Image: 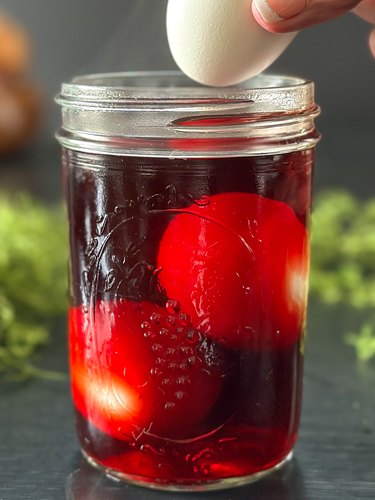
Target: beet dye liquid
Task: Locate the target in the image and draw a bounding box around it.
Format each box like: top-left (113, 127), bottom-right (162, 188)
top-left (64, 148), bottom-right (312, 487)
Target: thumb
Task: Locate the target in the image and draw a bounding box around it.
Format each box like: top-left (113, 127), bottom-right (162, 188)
top-left (354, 0), bottom-right (375, 57)
top-left (252, 0), bottom-right (362, 33)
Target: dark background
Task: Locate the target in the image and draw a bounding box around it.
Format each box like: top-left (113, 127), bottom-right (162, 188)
top-left (2, 0), bottom-right (374, 122)
top-left (1, 0), bottom-right (374, 198)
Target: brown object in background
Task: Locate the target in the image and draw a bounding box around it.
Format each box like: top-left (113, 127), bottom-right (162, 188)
top-left (0, 78), bottom-right (40, 155)
top-left (0, 12), bottom-right (40, 155)
top-left (0, 12), bottom-right (30, 76)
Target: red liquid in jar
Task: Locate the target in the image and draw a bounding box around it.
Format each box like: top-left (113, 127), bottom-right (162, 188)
top-left (64, 149), bottom-right (313, 486)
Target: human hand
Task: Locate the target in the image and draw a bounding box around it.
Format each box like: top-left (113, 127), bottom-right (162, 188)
top-left (252, 0), bottom-right (375, 56)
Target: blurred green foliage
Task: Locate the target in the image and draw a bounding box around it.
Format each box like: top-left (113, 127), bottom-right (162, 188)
top-left (0, 189), bottom-right (374, 381)
top-left (311, 191), bottom-right (375, 308)
top-left (0, 194), bottom-right (68, 379)
top-left (310, 190), bottom-right (375, 362)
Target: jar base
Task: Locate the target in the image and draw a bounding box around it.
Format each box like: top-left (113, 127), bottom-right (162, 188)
top-left (81, 448), bottom-right (294, 493)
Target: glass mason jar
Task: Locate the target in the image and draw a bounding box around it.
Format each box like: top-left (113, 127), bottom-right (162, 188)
top-left (56, 72), bottom-right (320, 492)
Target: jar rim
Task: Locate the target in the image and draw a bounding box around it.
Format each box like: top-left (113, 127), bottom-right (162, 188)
top-left (56, 71), bottom-right (320, 158)
top-left (56, 70), bottom-right (315, 112)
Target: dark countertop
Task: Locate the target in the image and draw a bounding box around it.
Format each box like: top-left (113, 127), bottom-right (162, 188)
top-left (1, 301), bottom-right (374, 500)
top-left (1, 131), bottom-right (374, 499)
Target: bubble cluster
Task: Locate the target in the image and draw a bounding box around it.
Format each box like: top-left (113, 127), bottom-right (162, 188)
top-left (138, 300), bottom-right (226, 416)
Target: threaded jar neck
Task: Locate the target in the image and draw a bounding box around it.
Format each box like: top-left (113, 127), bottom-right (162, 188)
top-left (56, 71), bottom-right (320, 158)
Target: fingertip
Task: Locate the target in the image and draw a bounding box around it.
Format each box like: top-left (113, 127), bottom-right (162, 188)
top-left (369, 29), bottom-right (375, 58)
top-left (252, 0), bottom-right (283, 25)
top-left (251, 1), bottom-right (300, 34)
top-left (250, 3), bottom-right (271, 32)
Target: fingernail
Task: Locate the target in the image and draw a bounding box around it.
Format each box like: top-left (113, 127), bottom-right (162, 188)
top-left (253, 0), bottom-right (307, 24)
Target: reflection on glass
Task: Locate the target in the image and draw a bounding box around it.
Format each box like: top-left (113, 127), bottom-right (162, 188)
top-left (65, 456), bottom-right (305, 500)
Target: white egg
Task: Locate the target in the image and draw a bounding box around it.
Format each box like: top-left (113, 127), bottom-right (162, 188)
top-left (167, 0), bottom-right (297, 87)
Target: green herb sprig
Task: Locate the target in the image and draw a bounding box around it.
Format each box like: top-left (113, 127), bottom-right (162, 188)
top-left (310, 190), bottom-right (375, 362)
top-left (0, 194), bottom-right (68, 380)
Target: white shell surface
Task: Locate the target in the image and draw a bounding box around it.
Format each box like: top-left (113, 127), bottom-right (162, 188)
top-left (167, 0), bottom-right (297, 87)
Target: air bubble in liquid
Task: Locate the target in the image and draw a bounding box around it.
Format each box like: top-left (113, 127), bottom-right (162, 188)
top-left (174, 391), bottom-right (186, 400)
top-left (179, 312), bottom-right (190, 326)
top-left (164, 402), bottom-right (176, 410)
top-left (186, 329), bottom-right (201, 344)
top-left (165, 299), bottom-right (180, 314)
top-left (150, 312), bottom-right (162, 324)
